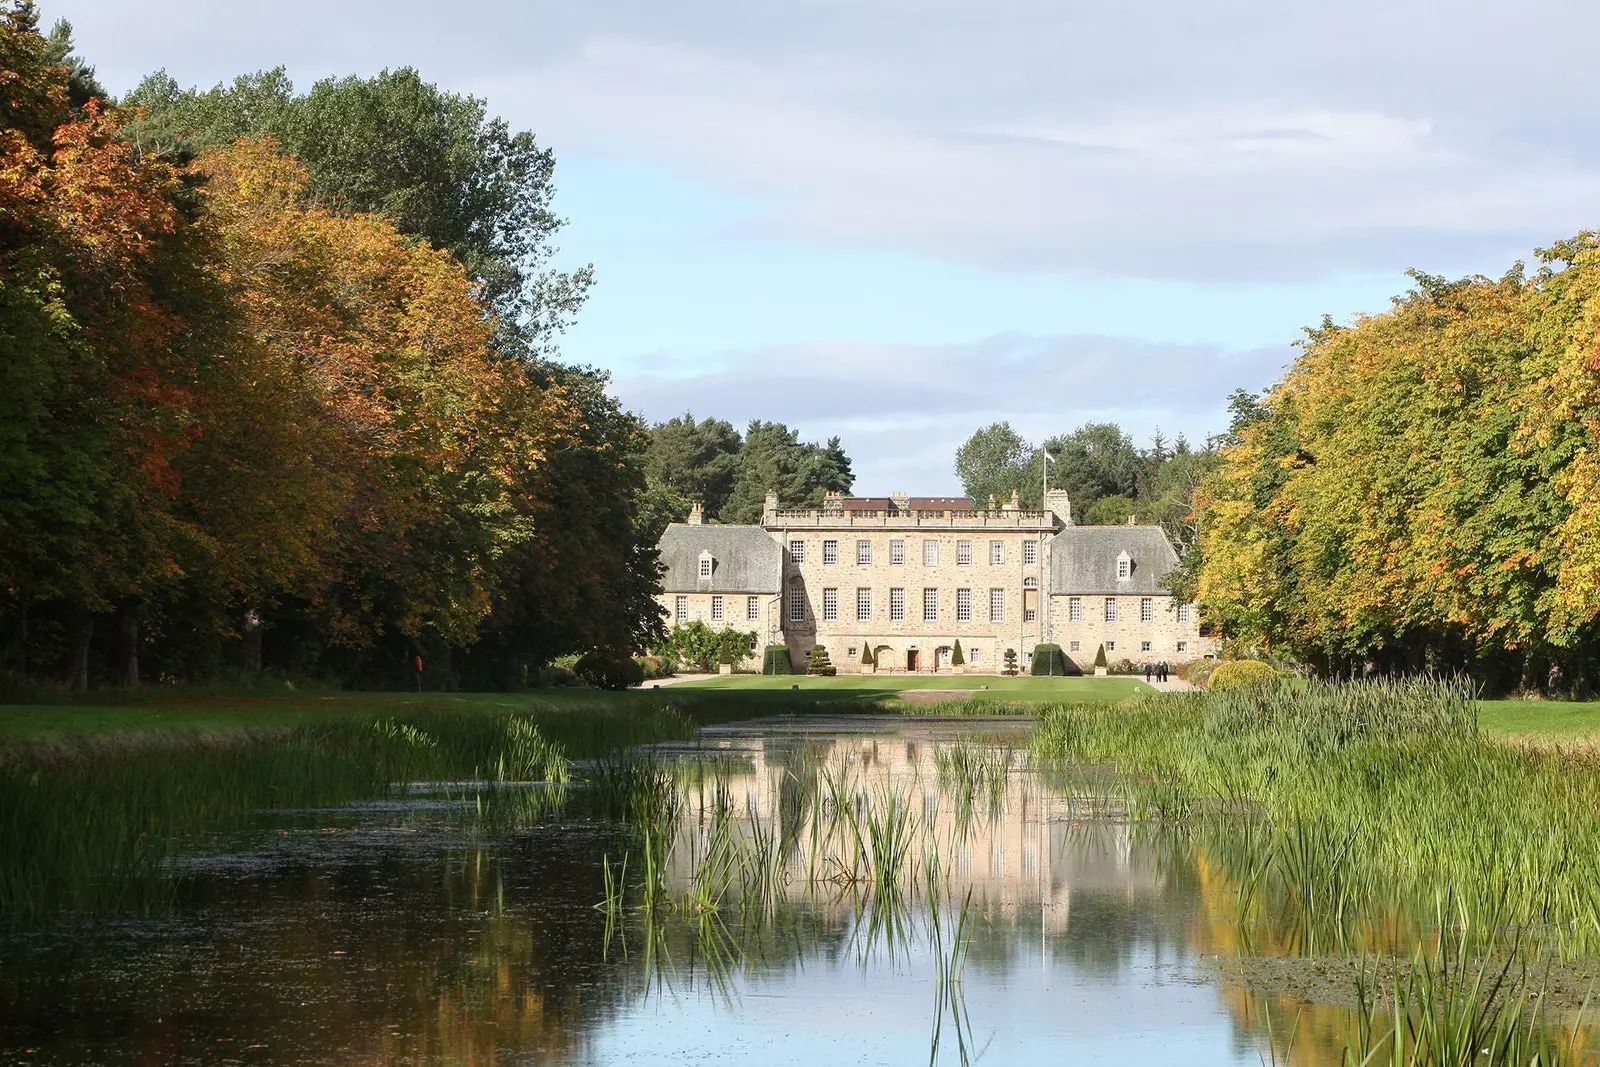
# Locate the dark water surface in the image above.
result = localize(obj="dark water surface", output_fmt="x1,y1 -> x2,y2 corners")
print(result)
0,718 -> 1416,1064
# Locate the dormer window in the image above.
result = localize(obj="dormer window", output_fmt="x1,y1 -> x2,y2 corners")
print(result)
698,551 -> 714,579
1116,551 -> 1132,582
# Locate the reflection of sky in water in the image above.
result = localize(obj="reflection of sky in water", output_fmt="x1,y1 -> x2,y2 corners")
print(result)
591,938 -> 1250,1065
0,721 -> 1285,1065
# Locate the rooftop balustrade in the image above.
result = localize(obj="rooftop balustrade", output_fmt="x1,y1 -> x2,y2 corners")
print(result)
766,507 -> 1060,530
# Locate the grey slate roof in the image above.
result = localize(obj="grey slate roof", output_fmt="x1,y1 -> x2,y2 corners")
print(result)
1049,525 -> 1181,596
658,524 -> 782,594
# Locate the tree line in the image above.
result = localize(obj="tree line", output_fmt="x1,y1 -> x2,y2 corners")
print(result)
953,421 -> 1221,551
1183,244 -> 1600,695
0,6 -> 657,691
639,414 -> 853,534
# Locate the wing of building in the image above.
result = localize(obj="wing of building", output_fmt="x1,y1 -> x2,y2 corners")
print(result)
654,490 -> 1215,673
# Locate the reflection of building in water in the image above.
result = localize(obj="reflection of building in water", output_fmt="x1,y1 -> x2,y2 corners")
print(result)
666,735 -> 1166,931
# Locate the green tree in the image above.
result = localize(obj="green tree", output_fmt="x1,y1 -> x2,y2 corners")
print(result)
720,421 -> 853,524
123,66 -> 590,354
645,413 -> 742,519
954,422 -> 1040,507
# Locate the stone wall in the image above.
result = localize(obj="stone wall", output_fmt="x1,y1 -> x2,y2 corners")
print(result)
1047,593 -> 1215,670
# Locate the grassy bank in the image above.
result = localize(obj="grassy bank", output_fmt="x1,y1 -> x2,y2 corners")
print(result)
1033,680 -> 1600,958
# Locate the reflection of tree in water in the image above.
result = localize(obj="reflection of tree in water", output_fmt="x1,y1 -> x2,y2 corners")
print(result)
0,828 -> 642,1065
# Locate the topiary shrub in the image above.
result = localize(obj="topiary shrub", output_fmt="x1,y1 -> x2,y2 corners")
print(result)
1093,644 -> 1108,670
860,644 -> 876,667
1002,648 -> 1019,676
951,640 -> 965,667
762,644 -> 794,675
574,649 -> 646,690
806,644 -> 836,676
1030,643 -> 1070,676
1206,658 -> 1277,692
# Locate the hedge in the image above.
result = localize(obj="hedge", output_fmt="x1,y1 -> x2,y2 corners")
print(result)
1030,643 -> 1070,676
762,644 -> 794,675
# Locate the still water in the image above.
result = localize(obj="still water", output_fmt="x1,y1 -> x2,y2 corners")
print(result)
1,718 -> 1374,1065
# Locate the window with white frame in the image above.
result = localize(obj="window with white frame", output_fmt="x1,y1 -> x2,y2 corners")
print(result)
889,539 -> 905,565
847,646 -> 858,659
1116,553 -> 1132,581
1068,596 -> 1082,622
1104,597 -> 1118,622
923,540 -> 939,566
788,587 -> 804,623
823,539 -> 838,565
856,587 -> 872,621
1141,640 -> 1152,652
711,595 -> 724,621
675,595 -> 688,620
1023,539 -> 1037,565
989,540 -> 1004,566
889,587 -> 905,621
970,647 -> 981,665
698,553 -> 713,579
747,595 -> 761,621
822,588 -> 838,622
856,540 -> 872,566
1023,577 -> 1038,621
956,588 -> 972,622
1177,603 -> 1193,623
1140,597 -> 1154,623
1177,640 -> 1188,654
1069,640 -> 1080,652
1107,640 -> 1116,652
789,540 -> 805,564
989,588 -> 1005,623
956,540 -> 972,565
923,588 -> 939,621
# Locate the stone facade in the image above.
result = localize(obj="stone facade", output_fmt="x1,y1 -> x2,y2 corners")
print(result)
768,490 -> 1057,675
655,488 -> 1216,674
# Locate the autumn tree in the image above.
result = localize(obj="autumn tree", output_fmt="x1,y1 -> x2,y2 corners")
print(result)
1190,252 -> 1600,693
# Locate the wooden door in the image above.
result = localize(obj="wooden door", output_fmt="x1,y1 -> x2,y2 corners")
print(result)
907,649 -> 920,672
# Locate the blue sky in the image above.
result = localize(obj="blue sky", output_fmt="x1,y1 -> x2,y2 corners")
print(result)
53,0 -> 1600,492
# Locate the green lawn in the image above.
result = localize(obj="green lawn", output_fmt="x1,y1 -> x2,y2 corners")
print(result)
1478,699 -> 1600,739
670,673 -> 1152,701
5,682 -> 1594,748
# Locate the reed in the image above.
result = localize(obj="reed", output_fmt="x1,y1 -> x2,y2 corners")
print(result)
0,701 -> 702,919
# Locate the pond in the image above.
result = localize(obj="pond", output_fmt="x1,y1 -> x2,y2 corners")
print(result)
0,715 -> 1588,1065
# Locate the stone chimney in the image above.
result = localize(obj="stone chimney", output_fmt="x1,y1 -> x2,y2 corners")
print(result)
889,490 -> 910,512
687,501 -> 704,525
763,489 -> 779,524
1044,489 -> 1073,527
823,490 -> 845,514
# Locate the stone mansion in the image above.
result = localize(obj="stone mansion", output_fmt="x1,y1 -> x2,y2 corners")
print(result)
655,489 -> 1216,674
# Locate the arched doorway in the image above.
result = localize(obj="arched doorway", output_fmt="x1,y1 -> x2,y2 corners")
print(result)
875,646 -> 894,673
935,646 -> 952,671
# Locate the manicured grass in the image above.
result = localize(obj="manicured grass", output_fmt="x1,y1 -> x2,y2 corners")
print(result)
1478,699 -> 1600,739
0,686 -> 896,747
669,673 -> 1151,701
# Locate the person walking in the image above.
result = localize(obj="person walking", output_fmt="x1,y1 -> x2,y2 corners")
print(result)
1144,663 -> 1153,683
